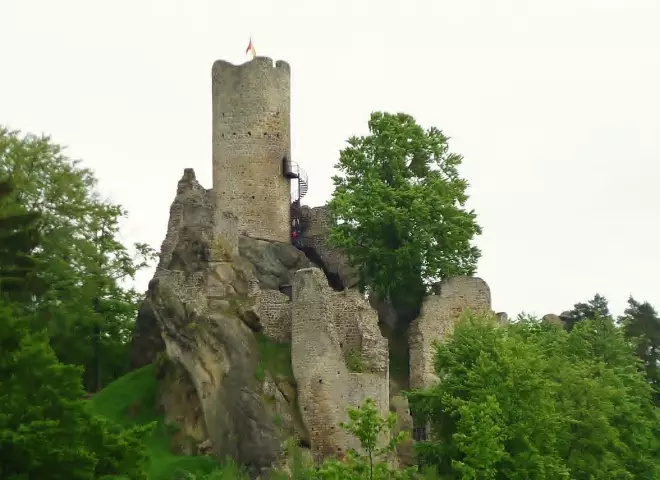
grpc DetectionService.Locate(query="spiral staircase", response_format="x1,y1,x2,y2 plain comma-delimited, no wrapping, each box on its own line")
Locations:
282,156,308,247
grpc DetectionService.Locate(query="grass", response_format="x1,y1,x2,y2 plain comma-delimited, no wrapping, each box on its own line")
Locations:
88,365,220,480
254,333,294,382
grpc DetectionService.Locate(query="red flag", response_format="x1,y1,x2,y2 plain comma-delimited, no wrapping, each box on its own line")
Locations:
245,37,256,59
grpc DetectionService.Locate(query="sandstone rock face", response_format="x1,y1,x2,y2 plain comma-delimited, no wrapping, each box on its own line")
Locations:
155,356,208,456
291,268,389,461
137,169,289,472
299,206,358,289
409,276,492,390
239,235,310,291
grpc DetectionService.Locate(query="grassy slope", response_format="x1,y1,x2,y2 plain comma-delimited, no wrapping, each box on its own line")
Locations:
88,365,219,480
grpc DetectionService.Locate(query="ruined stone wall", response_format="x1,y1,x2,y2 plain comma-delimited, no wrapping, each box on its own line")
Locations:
300,206,358,288
152,168,215,317
408,276,492,391
292,268,350,460
254,289,292,343
292,268,389,461
212,57,291,244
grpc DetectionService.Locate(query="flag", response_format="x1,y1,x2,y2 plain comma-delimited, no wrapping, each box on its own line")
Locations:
246,37,256,59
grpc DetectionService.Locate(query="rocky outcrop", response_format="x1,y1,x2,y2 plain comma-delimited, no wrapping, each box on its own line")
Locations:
130,168,504,470
239,235,310,291
135,169,307,473
409,276,492,391
291,268,389,461
299,206,358,290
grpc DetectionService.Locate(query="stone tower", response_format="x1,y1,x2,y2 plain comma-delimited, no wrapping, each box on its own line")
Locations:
211,57,292,243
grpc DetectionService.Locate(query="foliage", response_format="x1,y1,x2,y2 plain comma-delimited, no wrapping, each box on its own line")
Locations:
327,112,481,314
619,296,660,401
0,126,157,391
407,312,660,479
315,398,417,480
89,365,220,480
170,458,249,480
255,333,294,382
0,179,45,301
562,293,611,330
0,303,151,480
345,347,364,373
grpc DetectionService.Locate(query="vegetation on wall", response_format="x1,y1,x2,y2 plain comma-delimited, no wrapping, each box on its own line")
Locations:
327,112,482,315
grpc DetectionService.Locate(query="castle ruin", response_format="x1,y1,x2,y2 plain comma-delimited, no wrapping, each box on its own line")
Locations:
130,56,498,471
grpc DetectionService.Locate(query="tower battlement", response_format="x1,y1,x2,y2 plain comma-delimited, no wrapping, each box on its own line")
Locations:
212,56,292,243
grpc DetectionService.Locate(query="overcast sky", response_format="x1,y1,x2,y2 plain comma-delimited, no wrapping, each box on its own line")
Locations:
1,0,658,318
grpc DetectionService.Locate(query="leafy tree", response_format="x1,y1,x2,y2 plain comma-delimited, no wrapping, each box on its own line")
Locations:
327,112,481,315
562,293,611,330
0,302,152,479
619,297,660,401
0,179,44,301
0,126,156,391
407,313,660,479
315,398,416,480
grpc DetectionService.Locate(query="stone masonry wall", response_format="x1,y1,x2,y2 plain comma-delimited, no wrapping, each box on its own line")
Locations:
212,57,292,244
300,206,358,288
153,168,215,316
254,289,292,343
292,268,389,461
408,276,492,391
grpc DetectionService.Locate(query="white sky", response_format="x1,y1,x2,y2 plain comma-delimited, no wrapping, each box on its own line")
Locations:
1,0,658,318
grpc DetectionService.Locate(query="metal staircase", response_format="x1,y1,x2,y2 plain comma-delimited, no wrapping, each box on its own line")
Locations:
282,156,308,202
283,156,308,248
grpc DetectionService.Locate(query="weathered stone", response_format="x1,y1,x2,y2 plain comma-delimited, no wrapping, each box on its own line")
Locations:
153,279,280,470
274,376,297,404
299,206,358,289
212,58,292,244
292,267,389,461
157,357,208,452
263,373,309,445
496,311,509,325
238,235,310,290
254,289,292,343
390,395,414,466
409,276,492,391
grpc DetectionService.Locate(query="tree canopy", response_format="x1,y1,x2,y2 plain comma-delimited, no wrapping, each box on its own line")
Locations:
0,126,156,391
407,313,660,479
327,112,481,314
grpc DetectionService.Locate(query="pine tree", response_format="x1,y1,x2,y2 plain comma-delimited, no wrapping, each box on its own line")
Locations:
563,293,611,330
619,297,660,402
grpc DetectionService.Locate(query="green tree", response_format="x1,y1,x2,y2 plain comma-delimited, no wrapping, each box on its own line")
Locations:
619,297,660,401
407,313,660,479
0,126,156,391
0,303,152,480
315,398,416,480
0,184,151,479
562,293,611,330
0,179,44,301
327,112,481,315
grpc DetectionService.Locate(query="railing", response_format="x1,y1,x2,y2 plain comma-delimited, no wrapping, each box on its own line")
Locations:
284,159,308,202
